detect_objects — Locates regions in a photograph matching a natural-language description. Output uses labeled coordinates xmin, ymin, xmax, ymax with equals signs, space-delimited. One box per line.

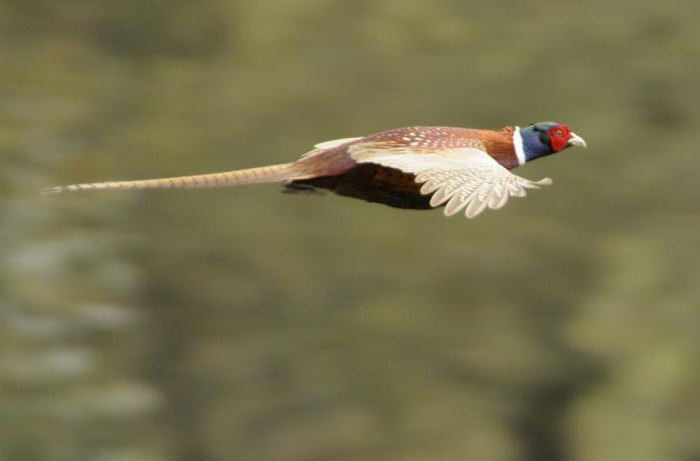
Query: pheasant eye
xmin=554 ymin=129 xmax=564 ymax=137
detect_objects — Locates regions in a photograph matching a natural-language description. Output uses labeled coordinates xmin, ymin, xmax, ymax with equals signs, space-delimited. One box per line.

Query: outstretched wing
xmin=350 ymin=144 xmax=552 ymax=218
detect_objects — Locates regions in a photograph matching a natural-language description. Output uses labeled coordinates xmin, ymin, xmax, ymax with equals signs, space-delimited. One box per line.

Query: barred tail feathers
xmin=42 ymin=163 xmax=297 ymax=194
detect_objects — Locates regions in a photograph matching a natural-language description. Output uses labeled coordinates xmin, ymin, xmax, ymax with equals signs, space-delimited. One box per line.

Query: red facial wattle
xmin=547 ymin=125 xmax=570 ymax=152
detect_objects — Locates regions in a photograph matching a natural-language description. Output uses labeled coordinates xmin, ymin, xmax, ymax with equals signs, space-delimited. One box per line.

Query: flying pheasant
xmin=44 ymin=121 xmax=586 ymax=218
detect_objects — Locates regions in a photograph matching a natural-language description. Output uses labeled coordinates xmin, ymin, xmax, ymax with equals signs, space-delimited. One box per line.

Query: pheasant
xmin=44 ymin=121 xmax=586 ymax=218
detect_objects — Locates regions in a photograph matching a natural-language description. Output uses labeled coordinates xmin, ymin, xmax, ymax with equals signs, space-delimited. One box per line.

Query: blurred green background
xmin=2 ymin=0 xmax=700 ymax=460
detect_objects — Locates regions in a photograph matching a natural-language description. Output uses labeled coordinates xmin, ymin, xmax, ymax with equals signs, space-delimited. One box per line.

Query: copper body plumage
xmin=289 ymin=126 xmax=521 ymax=210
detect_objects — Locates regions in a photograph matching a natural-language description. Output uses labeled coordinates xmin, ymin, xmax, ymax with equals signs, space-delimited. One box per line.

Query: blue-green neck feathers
xmin=518 ymin=122 xmax=558 ymax=162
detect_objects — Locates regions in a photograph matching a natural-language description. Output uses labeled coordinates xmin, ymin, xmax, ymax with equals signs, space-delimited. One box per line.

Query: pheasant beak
xmin=567 ymin=132 xmax=587 ymax=148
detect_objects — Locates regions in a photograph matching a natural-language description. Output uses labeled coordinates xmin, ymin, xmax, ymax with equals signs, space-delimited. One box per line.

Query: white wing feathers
xmin=314 ymin=137 xmax=363 ymax=150
xmin=299 ymin=137 xmax=363 ymax=160
xmin=350 ymin=145 xmax=552 ymax=218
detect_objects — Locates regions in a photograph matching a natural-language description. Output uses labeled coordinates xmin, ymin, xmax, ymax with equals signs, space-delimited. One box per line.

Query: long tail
xmin=42 ymin=163 xmax=298 ymax=194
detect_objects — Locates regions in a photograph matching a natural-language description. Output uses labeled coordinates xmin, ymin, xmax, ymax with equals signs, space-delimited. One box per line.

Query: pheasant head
xmin=517 ymin=121 xmax=587 ymax=163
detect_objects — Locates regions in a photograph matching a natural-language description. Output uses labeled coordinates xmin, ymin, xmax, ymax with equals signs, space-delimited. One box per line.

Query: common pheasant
xmin=44 ymin=121 xmax=586 ymax=218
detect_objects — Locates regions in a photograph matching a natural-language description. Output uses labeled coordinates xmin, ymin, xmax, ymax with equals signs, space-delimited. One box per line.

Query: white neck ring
xmin=513 ymin=127 xmax=526 ymax=166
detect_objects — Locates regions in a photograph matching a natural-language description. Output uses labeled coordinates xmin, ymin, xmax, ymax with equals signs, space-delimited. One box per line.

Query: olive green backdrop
xmin=2 ymin=1 xmax=699 ymax=460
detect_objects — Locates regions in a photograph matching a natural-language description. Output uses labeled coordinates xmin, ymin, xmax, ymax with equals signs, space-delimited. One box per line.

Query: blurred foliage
xmin=1 ymin=0 xmax=700 ymax=460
